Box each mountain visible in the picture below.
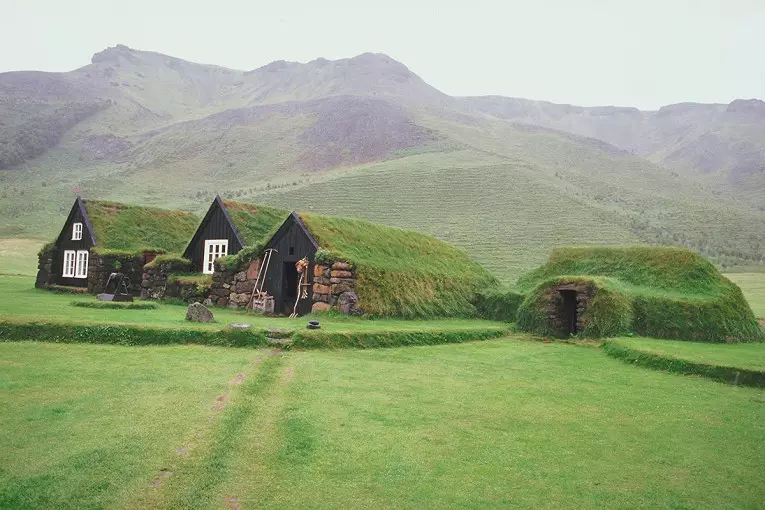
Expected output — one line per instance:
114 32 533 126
0 45 763 282
460 96 765 206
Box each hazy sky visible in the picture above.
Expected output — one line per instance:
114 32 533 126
2 0 763 109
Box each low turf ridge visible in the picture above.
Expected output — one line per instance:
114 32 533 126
516 246 763 342
608 337 765 372
83 199 199 255
299 212 498 318
604 337 765 387
0 276 506 348
2 339 764 508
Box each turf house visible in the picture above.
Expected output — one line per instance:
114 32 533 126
209 211 497 317
182 196 287 274
514 246 763 342
35 197 199 295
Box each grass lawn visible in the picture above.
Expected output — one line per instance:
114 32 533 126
2 338 764 508
0 275 503 334
725 272 765 318
0 238 43 277
610 337 765 372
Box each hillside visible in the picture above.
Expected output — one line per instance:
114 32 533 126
460 96 765 207
0 45 763 282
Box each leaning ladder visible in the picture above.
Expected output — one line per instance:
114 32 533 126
249 248 276 311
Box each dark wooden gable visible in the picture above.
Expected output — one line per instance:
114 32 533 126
261 212 320 315
183 195 245 271
54 197 96 286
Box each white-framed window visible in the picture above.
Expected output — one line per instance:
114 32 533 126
62 249 89 279
62 250 76 277
72 222 83 241
203 239 229 274
75 250 89 279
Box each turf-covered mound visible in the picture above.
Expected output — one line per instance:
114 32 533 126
84 200 199 255
515 246 763 342
300 213 499 318
221 200 288 245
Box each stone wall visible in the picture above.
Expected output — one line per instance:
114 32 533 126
35 244 56 289
547 283 595 336
88 253 145 295
208 257 361 316
140 258 194 300
311 261 361 315
209 259 260 309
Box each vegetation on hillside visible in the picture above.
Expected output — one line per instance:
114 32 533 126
515 246 763 342
0 46 762 282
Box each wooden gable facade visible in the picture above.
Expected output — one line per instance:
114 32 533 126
183 196 245 274
260 212 320 316
52 197 96 287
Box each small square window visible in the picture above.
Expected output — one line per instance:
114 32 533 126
72 222 83 241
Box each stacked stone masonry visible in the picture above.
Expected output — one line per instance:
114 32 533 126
209 258 360 316
547 283 594 335
140 259 208 302
209 259 261 309
311 261 361 315
88 254 145 295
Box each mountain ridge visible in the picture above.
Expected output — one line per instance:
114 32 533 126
0 45 763 280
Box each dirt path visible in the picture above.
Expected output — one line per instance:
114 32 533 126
124 350 290 509
215 363 297 509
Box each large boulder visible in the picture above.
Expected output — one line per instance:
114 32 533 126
186 302 215 323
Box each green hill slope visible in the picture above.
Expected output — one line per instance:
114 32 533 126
0 45 763 282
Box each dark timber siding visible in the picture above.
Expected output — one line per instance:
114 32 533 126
262 215 318 316
56 204 94 287
185 200 244 271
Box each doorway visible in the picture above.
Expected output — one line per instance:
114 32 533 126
560 290 578 336
282 262 299 314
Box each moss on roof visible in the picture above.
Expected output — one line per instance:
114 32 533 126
298 213 498 318
515 246 763 342
222 200 288 246
83 200 199 254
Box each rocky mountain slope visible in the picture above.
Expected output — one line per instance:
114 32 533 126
0 45 762 280
461 96 765 205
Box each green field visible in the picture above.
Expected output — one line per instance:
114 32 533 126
1 339 764 508
610 337 765 372
0 238 42 276
0 275 502 334
725 272 765 318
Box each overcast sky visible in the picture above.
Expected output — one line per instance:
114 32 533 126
2 0 763 109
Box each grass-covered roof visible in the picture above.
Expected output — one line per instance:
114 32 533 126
83 200 199 255
222 200 288 246
298 213 498 318
515 246 763 342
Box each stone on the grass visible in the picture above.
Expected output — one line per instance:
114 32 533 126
186 302 215 322
312 302 331 312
